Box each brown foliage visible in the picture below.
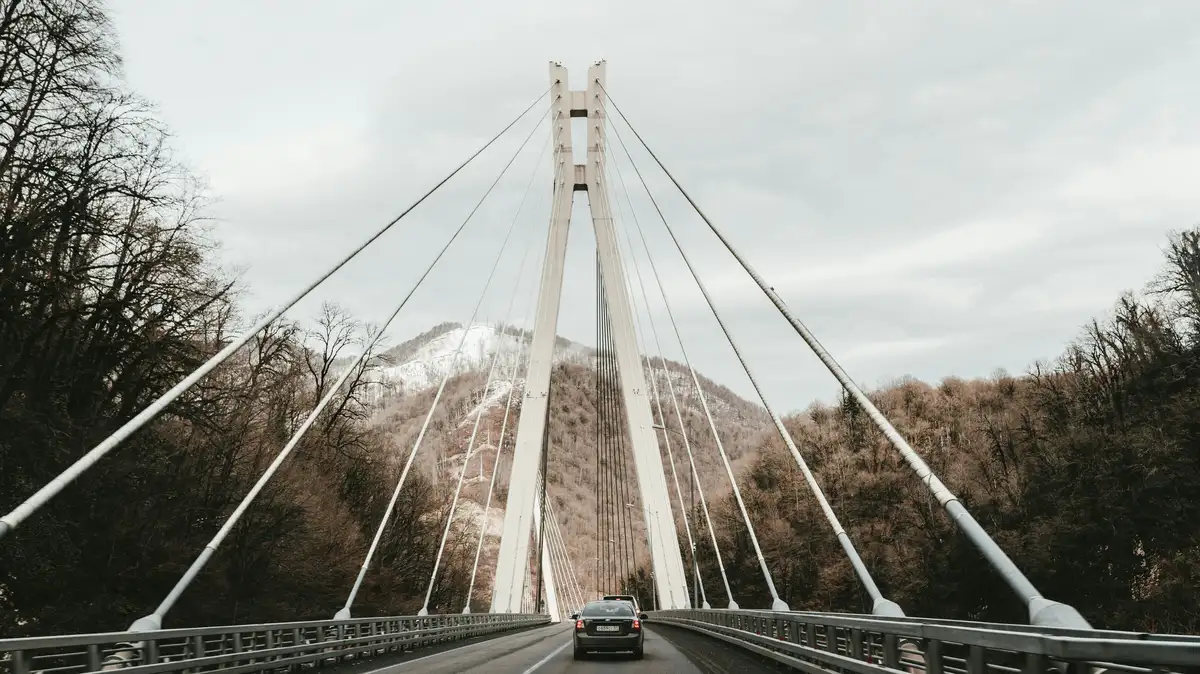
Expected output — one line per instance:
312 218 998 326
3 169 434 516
0 1 469 636
694 230 1200 632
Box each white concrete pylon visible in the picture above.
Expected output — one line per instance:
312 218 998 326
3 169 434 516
490 61 690 613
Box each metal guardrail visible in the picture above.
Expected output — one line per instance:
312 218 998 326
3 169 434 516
649 609 1200 674
0 613 548 674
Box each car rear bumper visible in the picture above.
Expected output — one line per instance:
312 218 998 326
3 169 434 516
574 632 643 651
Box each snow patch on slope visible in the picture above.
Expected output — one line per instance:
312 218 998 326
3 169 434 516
458 380 516 428
365 323 591 409
383 324 523 393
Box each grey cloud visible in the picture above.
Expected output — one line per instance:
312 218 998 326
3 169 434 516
106 0 1200 413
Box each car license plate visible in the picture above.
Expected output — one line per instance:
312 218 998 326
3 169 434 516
595 625 620 632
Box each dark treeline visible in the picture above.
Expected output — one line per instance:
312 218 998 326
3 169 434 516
0 0 474 636
679 229 1200 633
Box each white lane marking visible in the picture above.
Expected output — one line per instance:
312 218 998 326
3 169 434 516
519 639 571 673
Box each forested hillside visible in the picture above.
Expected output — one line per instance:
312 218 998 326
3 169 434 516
0 0 468 636
363 340 771 607
694 230 1200 634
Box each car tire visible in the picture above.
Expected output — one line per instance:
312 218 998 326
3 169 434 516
633 646 644 659
573 646 585 660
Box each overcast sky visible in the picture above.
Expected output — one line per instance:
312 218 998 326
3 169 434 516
105 0 1200 414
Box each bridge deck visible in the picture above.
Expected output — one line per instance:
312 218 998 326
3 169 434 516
326 622 788 673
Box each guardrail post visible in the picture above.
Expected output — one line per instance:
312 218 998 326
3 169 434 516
87 643 102 671
850 628 864 659
1024 650 1047 674
290 628 302 672
191 634 205 672
10 650 29 674
968 643 986 674
317 626 328 669
826 624 840 655
925 639 943 674
806 622 817 649
883 632 900 668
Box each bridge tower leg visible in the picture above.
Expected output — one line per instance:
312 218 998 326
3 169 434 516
491 61 691 614
490 62 575 616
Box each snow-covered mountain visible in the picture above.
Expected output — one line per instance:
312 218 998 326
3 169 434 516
360 320 771 602
364 323 593 405
381 324 523 394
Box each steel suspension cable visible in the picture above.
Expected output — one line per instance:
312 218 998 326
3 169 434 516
542 497 580 613
546 498 587 609
607 248 656 601
606 120 903 618
604 119 788 611
522 556 533 613
599 296 612 593
535 392 550 612
118 102 550 634
417 133 551 616
463 232 545 615
605 161 686 598
600 85 1088 628
463 313 533 613
603 266 639 592
606 160 708 610
552 474 585 611
0 87 553 543
597 156 685 611
600 287 615 592
335 108 549 619
596 257 619 593
540 507 567 612
606 163 715 611
602 279 634 594
555 511 587 611
602 134 735 610
594 255 604 595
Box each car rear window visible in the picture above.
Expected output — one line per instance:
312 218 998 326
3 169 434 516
581 601 635 617
603 595 635 603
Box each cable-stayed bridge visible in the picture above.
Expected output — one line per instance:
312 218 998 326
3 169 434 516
1 61 1197 674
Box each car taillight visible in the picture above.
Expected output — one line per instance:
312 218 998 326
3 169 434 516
575 619 584 630
631 619 641 630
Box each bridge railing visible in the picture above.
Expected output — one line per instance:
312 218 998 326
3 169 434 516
0 612 548 674
650 609 1200 674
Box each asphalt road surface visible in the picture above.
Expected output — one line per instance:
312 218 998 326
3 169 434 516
349 621 792 673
